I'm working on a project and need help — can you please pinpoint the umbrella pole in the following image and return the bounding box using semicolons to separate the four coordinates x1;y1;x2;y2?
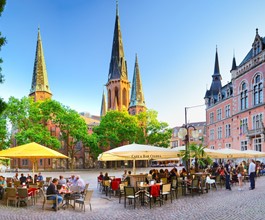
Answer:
133;160;136;174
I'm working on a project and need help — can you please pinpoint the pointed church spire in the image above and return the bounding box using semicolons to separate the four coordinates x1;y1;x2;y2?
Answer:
129;54;146;114
213;46;220;76
29;28;52;101
231;52;237;72
208;48;222;96
100;90;107;117
108;1;128;81
116;0;119;16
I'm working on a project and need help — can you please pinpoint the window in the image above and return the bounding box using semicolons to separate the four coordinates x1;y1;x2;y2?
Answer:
227;88;230;97
210;145;215;149
218;92;222;101
241;140;247;151
48;159;51;166
173;128;178;137
217;127;222;139
209;112;214;124
172;141;178;148
225;143;231;149
240;82;248;110
253;113;263;129
22;159;28;166
225;124;231;137
210;129;215;141
225;105;231;118
40;159;43;166
254;138;262;151
217;109;222;121
240;118;248;134
253;75;263;105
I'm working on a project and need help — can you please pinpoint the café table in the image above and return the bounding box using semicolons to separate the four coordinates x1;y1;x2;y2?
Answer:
137;183;161;206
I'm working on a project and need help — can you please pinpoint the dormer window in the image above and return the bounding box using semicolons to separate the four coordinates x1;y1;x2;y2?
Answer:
227;88;230;97
211;97;214;104
218;92;222;101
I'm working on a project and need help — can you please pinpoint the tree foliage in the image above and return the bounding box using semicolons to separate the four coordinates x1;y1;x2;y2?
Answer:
136;110;172;147
4;97;60;148
93;110;139;150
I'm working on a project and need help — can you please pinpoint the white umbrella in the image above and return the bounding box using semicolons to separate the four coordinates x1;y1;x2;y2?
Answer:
216;148;246;158
242;150;265;158
98;143;177;173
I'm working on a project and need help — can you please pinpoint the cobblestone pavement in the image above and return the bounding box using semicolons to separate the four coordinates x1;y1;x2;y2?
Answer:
0;168;265;220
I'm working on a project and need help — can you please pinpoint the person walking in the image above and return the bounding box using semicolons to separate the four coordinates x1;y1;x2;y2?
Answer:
248;159;256;190
237;163;244;190
224;160;231;190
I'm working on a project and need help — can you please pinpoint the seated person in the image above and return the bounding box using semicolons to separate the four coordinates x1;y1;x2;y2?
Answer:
26;174;33;184
34;174;38;183
13;172;19;181
68;175;76;185
122;170;128;181
103;172;110;181
19;173;27;185
74;175;86;192
58;175;66;185
0;175;7;200
180;168;188;178
124;171;131;186
46;178;63;210
37;172;43;181
98;172;104;182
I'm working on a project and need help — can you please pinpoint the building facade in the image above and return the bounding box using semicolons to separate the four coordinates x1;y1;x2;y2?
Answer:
170;122;206;148
205;29;265;151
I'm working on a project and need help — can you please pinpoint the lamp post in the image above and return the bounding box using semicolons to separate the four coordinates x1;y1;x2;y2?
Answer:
178;107;199;174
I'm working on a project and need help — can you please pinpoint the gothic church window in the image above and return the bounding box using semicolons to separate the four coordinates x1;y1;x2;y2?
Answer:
253;74;263;105
240;82;248;110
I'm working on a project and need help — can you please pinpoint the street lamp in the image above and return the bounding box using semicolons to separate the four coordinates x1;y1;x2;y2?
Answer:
178;107;199;174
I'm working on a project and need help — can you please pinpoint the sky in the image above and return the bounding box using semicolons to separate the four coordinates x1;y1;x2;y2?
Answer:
1;0;265;128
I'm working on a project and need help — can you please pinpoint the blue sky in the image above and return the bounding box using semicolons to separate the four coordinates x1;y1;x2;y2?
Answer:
1;0;265;127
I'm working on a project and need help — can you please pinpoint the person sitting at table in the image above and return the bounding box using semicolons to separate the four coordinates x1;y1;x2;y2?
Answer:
98;172;104;182
124;171;131;186
13;172;19;181
146;170;153;184
122;170;128;181
0;175;7;200
37;172;43;181
74;175;86;192
180;168;188;178
46;178;63;211
58;175;67;185
34;174;38;183
19;173;27;185
68;174;76;185
103;172;110;181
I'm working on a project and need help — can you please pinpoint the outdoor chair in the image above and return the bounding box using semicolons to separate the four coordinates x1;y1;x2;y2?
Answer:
40;188;59;211
109;180;119;198
81;183;90;198
28;184;40;204
74;189;93;212
215;175;223;188
199;177;208;194
17;187;33;207
160;177;168;184
119;183;125;203
14;181;21;188
171;179;178;199
124;186;140;209
188;179;200;197
206;176;217;190
145;184;162;208
160;183;172;204
102;180;111;196
6;187;18;207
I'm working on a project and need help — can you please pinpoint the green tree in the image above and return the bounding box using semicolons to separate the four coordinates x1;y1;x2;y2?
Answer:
93;110;139;150
51;103;96;170
136;110;172;147
0;115;9;150
4;97;60;148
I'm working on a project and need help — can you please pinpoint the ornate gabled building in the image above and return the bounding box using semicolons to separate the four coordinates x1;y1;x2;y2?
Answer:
205;29;265;152
29;28;52;102
102;2;146;116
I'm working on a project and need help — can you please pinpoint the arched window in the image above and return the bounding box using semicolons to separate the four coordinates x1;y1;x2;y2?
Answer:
108;89;111;109
253;74;263;105
115;87;119;108
240;82;248;110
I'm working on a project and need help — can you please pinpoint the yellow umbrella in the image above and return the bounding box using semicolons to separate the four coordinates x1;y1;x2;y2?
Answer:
0;142;69;175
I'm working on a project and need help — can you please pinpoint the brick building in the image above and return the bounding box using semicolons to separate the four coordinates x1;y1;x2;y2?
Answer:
204;29;265;151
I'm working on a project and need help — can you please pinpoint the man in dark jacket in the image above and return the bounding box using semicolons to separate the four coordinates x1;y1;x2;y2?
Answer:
46;178;63;210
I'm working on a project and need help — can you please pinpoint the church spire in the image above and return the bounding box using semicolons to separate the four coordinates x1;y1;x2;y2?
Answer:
29;28;52;101
108;1;128;81
206;48;222;99
100;90;107;117
129;54;146;115
230;54;237;72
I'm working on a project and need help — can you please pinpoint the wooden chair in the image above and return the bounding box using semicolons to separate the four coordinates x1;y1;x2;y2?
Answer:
160;177;168;184
188;179;200;197
13;181;21;188
28;184;40;204
124;186;140;209
171;179;178;199
102;180;111;196
17;188;33;207
6;187;18;207
160;183;172;204
74;189;93;212
119;183;125;203
40;188;59;211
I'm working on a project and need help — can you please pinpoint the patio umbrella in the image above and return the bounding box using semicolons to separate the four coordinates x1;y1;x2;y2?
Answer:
0;142;69;175
98;143;177;173
242;150;265;158
216;148;246;159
